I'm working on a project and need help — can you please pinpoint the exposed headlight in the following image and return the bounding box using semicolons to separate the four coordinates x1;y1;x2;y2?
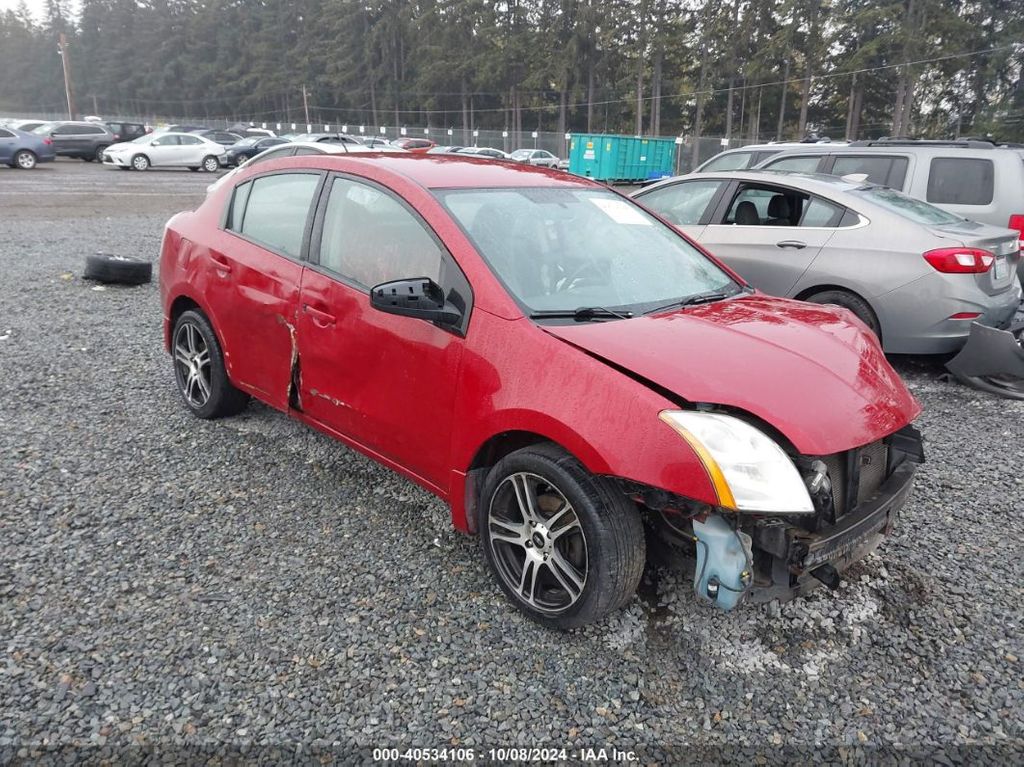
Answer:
659;410;814;513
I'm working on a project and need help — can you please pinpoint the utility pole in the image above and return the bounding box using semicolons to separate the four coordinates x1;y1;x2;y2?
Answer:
302;84;310;126
58;33;76;120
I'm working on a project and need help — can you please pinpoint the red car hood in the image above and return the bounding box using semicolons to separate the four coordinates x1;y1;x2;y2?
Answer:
543;295;920;455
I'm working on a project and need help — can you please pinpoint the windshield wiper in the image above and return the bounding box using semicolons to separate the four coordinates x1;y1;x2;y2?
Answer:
529;306;634;321
642;289;736;316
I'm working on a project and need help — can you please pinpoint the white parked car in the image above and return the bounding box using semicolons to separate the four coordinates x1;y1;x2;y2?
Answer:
510;148;560;168
459;146;512;160
102;131;226;172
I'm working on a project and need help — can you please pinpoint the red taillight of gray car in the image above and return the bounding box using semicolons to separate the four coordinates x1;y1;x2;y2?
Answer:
923;247;995;274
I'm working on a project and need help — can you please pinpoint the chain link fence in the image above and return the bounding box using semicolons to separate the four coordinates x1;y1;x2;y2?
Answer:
2;108;763;172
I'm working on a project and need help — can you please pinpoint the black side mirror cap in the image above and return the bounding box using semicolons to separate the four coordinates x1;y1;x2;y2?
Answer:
370;277;462;327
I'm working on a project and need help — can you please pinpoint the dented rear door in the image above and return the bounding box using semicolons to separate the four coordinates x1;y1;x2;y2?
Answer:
201;171;321;410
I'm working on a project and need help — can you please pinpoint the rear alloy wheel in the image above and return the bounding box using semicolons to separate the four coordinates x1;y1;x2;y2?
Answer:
172;310;249;419
95;145;108;162
13;150;36;170
131;154;150;171
805;289;881;339
202;155;220;172
479;444;644;629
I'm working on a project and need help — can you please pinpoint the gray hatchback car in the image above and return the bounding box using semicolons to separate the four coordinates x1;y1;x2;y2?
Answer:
632;171;1022;355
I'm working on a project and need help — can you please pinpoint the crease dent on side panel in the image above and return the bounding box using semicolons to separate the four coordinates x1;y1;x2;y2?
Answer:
277;313;301;411
309;389;351;409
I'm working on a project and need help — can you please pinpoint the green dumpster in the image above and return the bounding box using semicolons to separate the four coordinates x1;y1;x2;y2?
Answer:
567;134;676;182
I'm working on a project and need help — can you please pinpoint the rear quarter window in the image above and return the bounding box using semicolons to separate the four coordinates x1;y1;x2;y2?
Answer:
701;151;753;172
926;157;994;205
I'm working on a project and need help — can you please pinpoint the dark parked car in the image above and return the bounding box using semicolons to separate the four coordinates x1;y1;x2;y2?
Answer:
0;126;56;169
193;129;244;146
159;154;923;628
32;121;117;162
105;121;149;142
222;136;289;167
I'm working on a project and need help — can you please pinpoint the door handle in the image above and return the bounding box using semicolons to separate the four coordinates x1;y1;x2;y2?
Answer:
303;303;336;327
210;253;232;273
776;240;807;249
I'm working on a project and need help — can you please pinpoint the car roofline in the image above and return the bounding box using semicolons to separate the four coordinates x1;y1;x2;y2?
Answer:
267;153;607;190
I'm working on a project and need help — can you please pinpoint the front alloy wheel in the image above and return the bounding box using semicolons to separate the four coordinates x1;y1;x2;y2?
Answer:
480;444;644;629
488;472;589;614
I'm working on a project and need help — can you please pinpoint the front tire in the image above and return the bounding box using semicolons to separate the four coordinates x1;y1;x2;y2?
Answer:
131;153;150;171
172;310;249;419
13;150;36;170
805;289;881;339
479;443;644;629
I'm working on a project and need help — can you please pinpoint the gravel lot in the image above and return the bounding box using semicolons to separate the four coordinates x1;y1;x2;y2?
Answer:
1;161;1022;763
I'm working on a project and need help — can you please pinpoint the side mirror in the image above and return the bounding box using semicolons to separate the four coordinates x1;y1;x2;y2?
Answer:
370;277;462;327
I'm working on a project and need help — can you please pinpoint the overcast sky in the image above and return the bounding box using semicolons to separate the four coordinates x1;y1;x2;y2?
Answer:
0;0;73;21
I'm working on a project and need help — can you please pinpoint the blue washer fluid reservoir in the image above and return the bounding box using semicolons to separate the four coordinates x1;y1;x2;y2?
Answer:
692;514;754;610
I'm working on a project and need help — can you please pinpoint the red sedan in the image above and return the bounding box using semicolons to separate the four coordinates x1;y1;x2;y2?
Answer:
160;154;924;629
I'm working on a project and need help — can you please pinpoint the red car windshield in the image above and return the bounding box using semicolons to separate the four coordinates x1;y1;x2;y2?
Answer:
438;187;738;314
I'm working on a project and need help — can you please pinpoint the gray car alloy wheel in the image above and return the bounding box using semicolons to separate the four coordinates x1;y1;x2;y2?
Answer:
173;321;212;408
14;150;36;169
486;472;588;614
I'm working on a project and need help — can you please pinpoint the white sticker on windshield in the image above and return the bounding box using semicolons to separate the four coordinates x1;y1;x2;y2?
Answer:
588;197;652;226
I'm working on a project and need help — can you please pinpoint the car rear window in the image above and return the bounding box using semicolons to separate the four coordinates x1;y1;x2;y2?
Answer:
853;185;962;225
831;155;909;188
926;157;994;205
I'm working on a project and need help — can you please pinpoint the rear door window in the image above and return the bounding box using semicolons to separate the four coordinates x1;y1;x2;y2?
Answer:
926;157;994;205
700;151;753;172
229;173;321;258
637;180;725;225
762;154;822;173
723;184;809;226
831;155;909;188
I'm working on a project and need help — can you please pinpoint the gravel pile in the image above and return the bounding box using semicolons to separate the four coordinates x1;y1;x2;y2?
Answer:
0;163;1021;762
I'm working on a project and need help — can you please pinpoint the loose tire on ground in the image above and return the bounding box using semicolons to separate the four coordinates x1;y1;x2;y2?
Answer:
83;254;153;285
13;150;36;170
805;289;881;339
172;309;250;419
478;442;645;630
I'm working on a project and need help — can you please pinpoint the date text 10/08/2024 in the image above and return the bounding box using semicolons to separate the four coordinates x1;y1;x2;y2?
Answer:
372;747;639;762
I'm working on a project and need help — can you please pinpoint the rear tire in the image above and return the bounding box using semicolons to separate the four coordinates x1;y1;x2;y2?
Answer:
172;310;250;419
13;150;36;170
95;145;108;162
805;289;881;339
202;155;220;172
478;443;645;630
